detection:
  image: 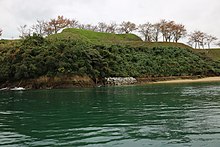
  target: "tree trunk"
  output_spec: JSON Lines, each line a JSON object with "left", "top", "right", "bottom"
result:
{"left": 175, "top": 38, "right": 178, "bottom": 43}
{"left": 144, "top": 35, "right": 147, "bottom": 42}
{"left": 54, "top": 26, "right": 57, "bottom": 34}
{"left": 155, "top": 36, "right": 158, "bottom": 42}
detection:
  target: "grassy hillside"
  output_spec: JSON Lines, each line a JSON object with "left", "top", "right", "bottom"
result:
{"left": 194, "top": 49, "right": 220, "bottom": 61}
{"left": 0, "top": 30, "right": 220, "bottom": 88}
{"left": 47, "top": 28, "right": 193, "bottom": 49}
{"left": 47, "top": 28, "right": 142, "bottom": 44}
{"left": 119, "top": 41, "right": 193, "bottom": 49}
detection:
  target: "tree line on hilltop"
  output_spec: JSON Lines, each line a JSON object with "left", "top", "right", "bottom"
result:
{"left": 0, "top": 15, "right": 220, "bottom": 49}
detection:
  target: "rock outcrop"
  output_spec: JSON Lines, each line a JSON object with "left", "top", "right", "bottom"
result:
{"left": 105, "top": 77, "right": 137, "bottom": 86}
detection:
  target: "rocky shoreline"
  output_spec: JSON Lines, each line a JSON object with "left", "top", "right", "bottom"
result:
{"left": 0, "top": 76, "right": 138, "bottom": 90}
{"left": 0, "top": 75, "right": 212, "bottom": 90}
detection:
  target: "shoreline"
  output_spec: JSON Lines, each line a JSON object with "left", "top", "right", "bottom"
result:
{"left": 150, "top": 76, "right": 220, "bottom": 84}
{"left": 1, "top": 76, "right": 220, "bottom": 90}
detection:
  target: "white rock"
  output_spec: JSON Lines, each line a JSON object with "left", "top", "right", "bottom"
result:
{"left": 105, "top": 77, "right": 137, "bottom": 85}
{"left": 10, "top": 87, "right": 25, "bottom": 91}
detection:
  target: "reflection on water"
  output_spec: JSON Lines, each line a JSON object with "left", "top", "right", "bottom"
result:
{"left": 181, "top": 85, "right": 220, "bottom": 97}
{"left": 1, "top": 83, "right": 220, "bottom": 146}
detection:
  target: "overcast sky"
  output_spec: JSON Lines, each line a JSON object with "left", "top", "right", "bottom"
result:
{"left": 1, "top": 0, "right": 220, "bottom": 41}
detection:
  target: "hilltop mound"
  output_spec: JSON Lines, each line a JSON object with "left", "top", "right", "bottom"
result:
{"left": 47, "top": 28, "right": 142, "bottom": 44}
{"left": 47, "top": 28, "right": 193, "bottom": 49}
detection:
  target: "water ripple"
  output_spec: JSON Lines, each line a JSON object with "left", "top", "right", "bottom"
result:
{"left": 1, "top": 84, "right": 220, "bottom": 146}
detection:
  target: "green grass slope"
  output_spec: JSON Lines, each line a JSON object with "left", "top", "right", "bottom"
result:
{"left": 194, "top": 49, "right": 220, "bottom": 61}
{"left": 47, "top": 28, "right": 193, "bottom": 49}
{"left": 119, "top": 41, "right": 193, "bottom": 49}
{"left": 47, "top": 28, "right": 142, "bottom": 44}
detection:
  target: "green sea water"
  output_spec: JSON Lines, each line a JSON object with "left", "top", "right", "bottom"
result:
{"left": 1, "top": 82, "right": 220, "bottom": 146}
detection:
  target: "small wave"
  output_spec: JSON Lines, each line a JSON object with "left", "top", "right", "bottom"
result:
{"left": 0, "top": 111, "right": 23, "bottom": 115}
{"left": 181, "top": 86, "right": 220, "bottom": 97}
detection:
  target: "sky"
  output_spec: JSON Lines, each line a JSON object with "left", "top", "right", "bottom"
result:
{"left": 1, "top": 0, "right": 220, "bottom": 42}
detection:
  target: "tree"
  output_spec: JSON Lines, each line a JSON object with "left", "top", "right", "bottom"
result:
{"left": 18, "top": 25, "right": 31, "bottom": 38}
{"left": 43, "top": 22, "right": 54, "bottom": 36}
{"left": 48, "top": 15, "right": 71, "bottom": 34}
{"left": 78, "top": 24, "right": 86, "bottom": 29}
{"left": 160, "top": 20, "right": 176, "bottom": 42}
{"left": 159, "top": 19, "right": 167, "bottom": 41}
{"left": 172, "top": 24, "right": 187, "bottom": 43}
{"left": 106, "top": 22, "right": 117, "bottom": 33}
{"left": 188, "top": 31, "right": 217, "bottom": 49}
{"left": 138, "top": 22, "right": 153, "bottom": 42}
{"left": 119, "top": 21, "right": 136, "bottom": 34}
{"left": 205, "top": 35, "right": 217, "bottom": 49}
{"left": 165, "top": 21, "right": 176, "bottom": 42}
{"left": 188, "top": 31, "right": 206, "bottom": 49}
{"left": 198, "top": 32, "right": 206, "bottom": 49}
{"left": 69, "top": 19, "right": 79, "bottom": 28}
{"left": 77, "top": 23, "right": 98, "bottom": 31}
{"left": 84, "top": 24, "right": 98, "bottom": 31}
{"left": 159, "top": 20, "right": 186, "bottom": 42}
{"left": 32, "top": 20, "right": 47, "bottom": 36}
{"left": 97, "top": 22, "right": 108, "bottom": 32}
{"left": 152, "top": 23, "right": 161, "bottom": 42}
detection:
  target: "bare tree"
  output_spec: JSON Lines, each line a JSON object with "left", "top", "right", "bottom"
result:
{"left": 32, "top": 20, "right": 47, "bottom": 36}
{"left": 162, "top": 20, "right": 176, "bottom": 42}
{"left": 48, "top": 15, "right": 71, "bottom": 34}
{"left": 43, "top": 22, "right": 54, "bottom": 36}
{"left": 159, "top": 20, "right": 186, "bottom": 42}
{"left": 159, "top": 19, "right": 167, "bottom": 41}
{"left": 18, "top": 25, "right": 31, "bottom": 38}
{"left": 205, "top": 35, "right": 218, "bottom": 49}
{"left": 172, "top": 24, "right": 187, "bottom": 43}
{"left": 187, "top": 31, "right": 217, "bottom": 49}
{"left": 119, "top": 21, "right": 136, "bottom": 34}
{"left": 152, "top": 23, "right": 161, "bottom": 42}
{"left": 138, "top": 22, "right": 153, "bottom": 42}
{"left": 97, "top": 22, "right": 108, "bottom": 32}
{"left": 106, "top": 22, "right": 117, "bottom": 33}
{"left": 84, "top": 24, "right": 98, "bottom": 31}
{"left": 199, "top": 32, "right": 206, "bottom": 49}
{"left": 78, "top": 24, "right": 86, "bottom": 29}
{"left": 188, "top": 31, "right": 206, "bottom": 49}
{"left": 188, "top": 33, "right": 196, "bottom": 48}
{"left": 69, "top": 19, "right": 79, "bottom": 28}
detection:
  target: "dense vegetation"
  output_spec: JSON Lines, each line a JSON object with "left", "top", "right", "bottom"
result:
{"left": 0, "top": 28, "right": 220, "bottom": 85}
